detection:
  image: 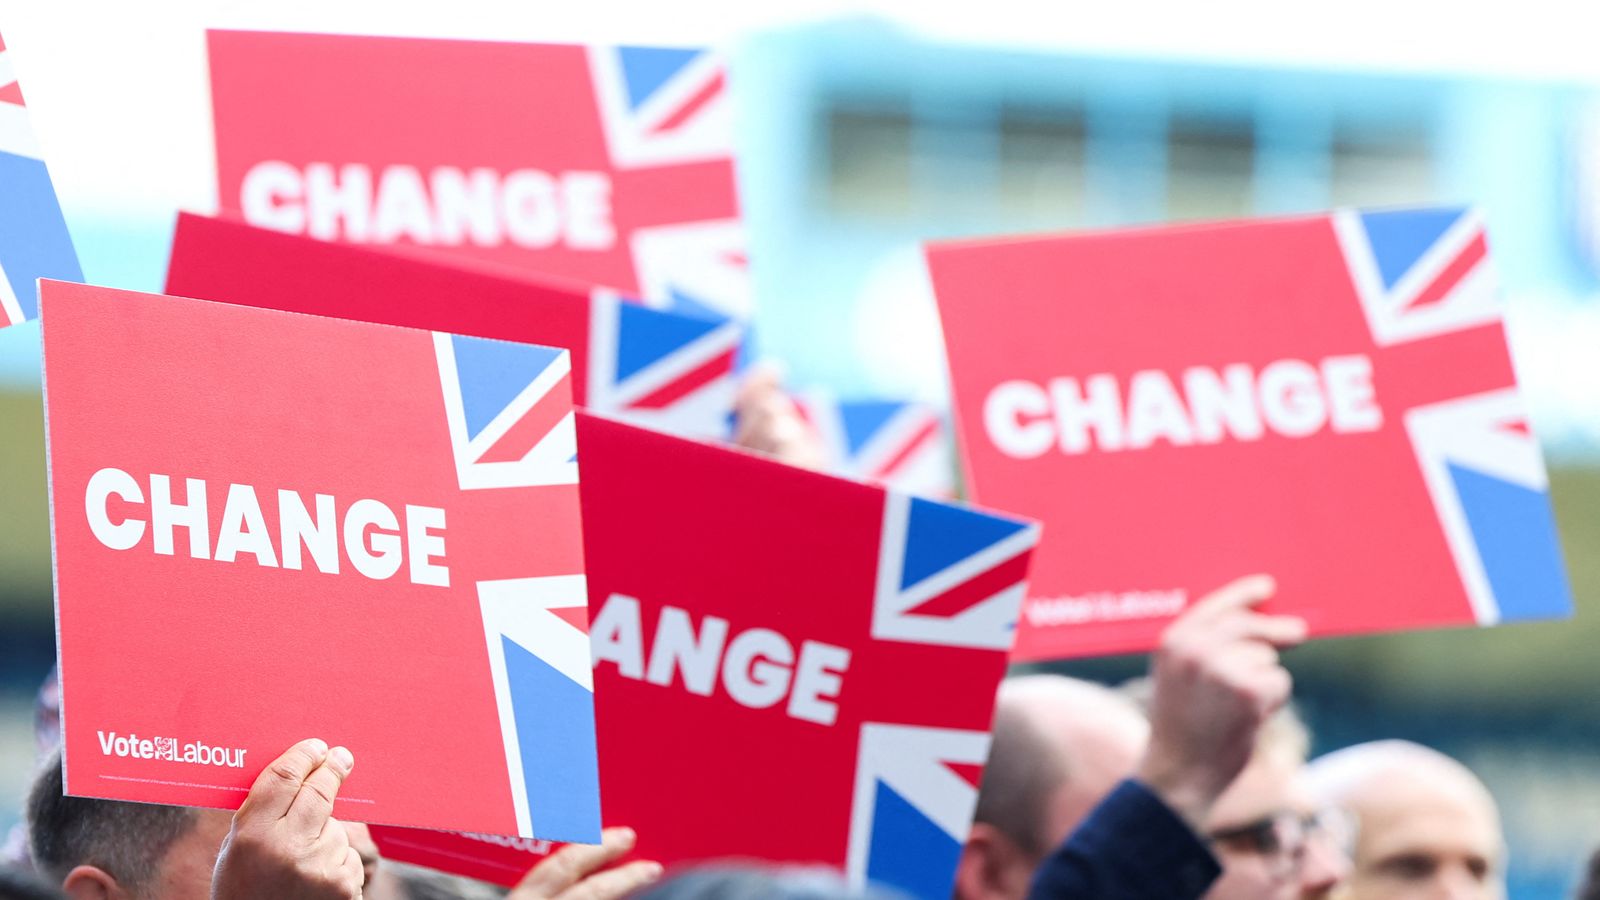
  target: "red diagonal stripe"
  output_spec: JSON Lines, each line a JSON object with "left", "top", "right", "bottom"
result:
{"left": 868, "top": 419, "right": 941, "bottom": 482}
{"left": 903, "top": 553, "right": 1032, "bottom": 619}
{"left": 476, "top": 373, "right": 573, "bottom": 464}
{"left": 626, "top": 347, "right": 735, "bottom": 410}
{"left": 1402, "top": 233, "right": 1487, "bottom": 312}
{"left": 945, "top": 762, "right": 986, "bottom": 790}
{"left": 648, "top": 70, "right": 724, "bottom": 135}
{"left": 551, "top": 605, "right": 590, "bottom": 635}
{"left": 1499, "top": 419, "right": 1530, "bottom": 437}
{"left": 0, "top": 82, "right": 24, "bottom": 106}
{"left": 0, "top": 33, "right": 8, "bottom": 52}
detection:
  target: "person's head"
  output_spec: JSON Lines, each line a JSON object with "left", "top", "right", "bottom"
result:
{"left": 1306, "top": 740, "right": 1505, "bottom": 900}
{"left": 25, "top": 753, "right": 231, "bottom": 900}
{"left": 630, "top": 864, "right": 902, "bottom": 900}
{"left": 953, "top": 675, "right": 1149, "bottom": 900}
{"left": 1199, "top": 706, "right": 1351, "bottom": 900}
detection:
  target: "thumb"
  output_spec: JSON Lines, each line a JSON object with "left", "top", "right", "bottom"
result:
{"left": 236, "top": 738, "right": 329, "bottom": 823}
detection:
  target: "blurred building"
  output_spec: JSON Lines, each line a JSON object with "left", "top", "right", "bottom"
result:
{"left": 736, "top": 18, "right": 1600, "bottom": 456}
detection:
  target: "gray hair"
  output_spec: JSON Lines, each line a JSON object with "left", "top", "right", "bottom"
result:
{"left": 25, "top": 752, "right": 197, "bottom": 894}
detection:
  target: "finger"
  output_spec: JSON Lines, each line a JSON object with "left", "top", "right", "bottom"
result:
{"left": 339, "top": 844, "right": 365, "bottom": 898}
{"left": 287, "top": 745, "right": 354, "bottom": 836}
{"left": 237, "top": 738, "right": 329, "bottom": 821}
{"left": 1186, "top": 574, "right": 1277, "bottom": 624}
{"left": 734, "top": 363, "right": 784, "bottom": 409}
{"left": 342, "top": 821, "right": 382, "bottom": 876}
{"left": 554, "top": 860, "right": 666, "bottom": 900}
{"left": 1219, "top": 611, "right": 1308, "bottom": 648}
{"left": 514, "top": 827, "right": 639, "bottom": 896}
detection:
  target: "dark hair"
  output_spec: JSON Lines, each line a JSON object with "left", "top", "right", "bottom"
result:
{"left": 1576, "top": 847, "right": 1600, "bottom": 900}
{"left": 25, "top": 752, "right": 197, "bottom": 893}
{"left": 971, "top": 700, "right": 1067, "bottom": 856}
{"left": 0, "top": 867, "right": 64, "bottom": 900}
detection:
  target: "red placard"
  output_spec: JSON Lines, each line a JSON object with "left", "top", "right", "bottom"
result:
{"left": 208, "top": 30, "right": 748, "bottom": 318}
{"left": 165, "top": 213, "right": 741, "bottom": 440}
{"left": 927, "top": 208, "right": 1572, "bottom": 660}
{"left": 41, "top": 281, "right": 601, "bottom": 840}
{"left": 373, "top": 414, "right": 1040, "bottom": 900}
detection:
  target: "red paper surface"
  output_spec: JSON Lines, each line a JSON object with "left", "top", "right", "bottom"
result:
{"left": 373, "top": 414, "right": 1040, "bottom": 899}
{"left": 927, "top": 209, "right": 1571, "bottom": 660}
{"left": 41, "top": 281, "right": 601, "bottom": 840}
{"left": 207, "top": 31, "right": 748, "bottom": 317}
{"left": 165, "top": 213, "right": 741, "bottom": 440}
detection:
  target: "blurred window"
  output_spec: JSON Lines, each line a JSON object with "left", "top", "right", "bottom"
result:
{"left": 998, "top": 106, "right": 1087, "bottom": 226}
{"left": 1329, "top": 126, "right": 1436, "bottom": 208}
{"left": 1167, "top": 115, "right": 1256, "bottom": 220}
{"left": 824, "top": 103, "right": 915, "bottom": 217}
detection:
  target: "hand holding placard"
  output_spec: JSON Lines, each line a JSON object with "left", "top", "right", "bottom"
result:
{"left": 1136, "top": 575, "right": 1307, "bottom": 830}
{"left": 507, "top": 827, "right": 663, "bottom": 900}
{"left": 212, "top": 738, "right": 364, "bottom": 900}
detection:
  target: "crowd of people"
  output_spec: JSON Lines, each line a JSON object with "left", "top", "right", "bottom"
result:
{"left": 0, "top": 352, "right": 1562, "bottom": 900}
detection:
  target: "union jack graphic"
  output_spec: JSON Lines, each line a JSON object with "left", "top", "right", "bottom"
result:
{"left": 476, "top": 574, "right": 600, "bottom": 841}
{"left": 0, "top": 29, "right": 82, "bottom": 327}
{"left": 797, "top": 392, "right": 956, "bottom": 498}
{"left": 433, "top": 333, "right": 578, "bottom": 490}
{"left": 852, "top": 493, "right": 1035, "bottom": 897}
{"left": 872, "top": 491, "right": 1038, "bottom": 652}
{"left": 1334, "top": 207, "right": 1571, "bottom": 625}
{"left": 846, "top": 724, "right": 990, "bottom": 899}
{"left": 586, "top": 290, "right": 742, "bottom": 439}
{"left": 588, "top": 46, "right": 750, "bottom": 319}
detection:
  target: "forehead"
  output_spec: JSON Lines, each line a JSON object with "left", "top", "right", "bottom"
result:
{"left": 1206, "top": 747, "right": 1299, "bottom": 830}
{"left": 1356, "top": 780, "right": 1501, "bottom": 859}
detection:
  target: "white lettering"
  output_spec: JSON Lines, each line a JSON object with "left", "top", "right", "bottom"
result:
{"left": 1050, "top": 374, "right": 1125, "bottom": 453}
{"left": 1322, "top": 355, "right": 1383, "bottom": 433}
{"left": 279, "top": 490, "right": 339, "bottom": 575}
{"left": 239, "top": 161, "right": 306, "bottom": 233}
{"left": 721, "top": 629, "right": 794, "bottom": 710}
{"left": 238, "top": 163, "right": 615, "bottom": 251}
{"left": 431, "top": 167, "right": 502, "bottom": 246}
{"left": 344, "top": 498, "right": 403, "bottom": 580}
{"left": 305, "top": 162, "right": 372, "bottom": 241}
{"left": 372, "top": 165, "right": 436, "bottom": 243}
{"left": 590, "top": 593, "right": 645, "bottom": 678}
{"left": 149, "top": 474, "right": 210, "bottom": 559}
{"left": 85, "top": 467, "right": 145, "bottom": 550}
{"left": 1124, "top": 369, "right": 1196, "bottom": 450}
{"left": 645, "top": 607, "right": 729, "bottom": 696}
{"left": 405, "top": 505, "right": 449, "bottom": 587}
{"left": 1183, "top": 364, "right": 1264, "bottom": 444}
{"left": 788, "top": 642, "right": 851, "bottom": 725}
{"left": 987, "top": 354, "right": 1382, "bottom": 454}
{"left": 984, "top": 381, "right": 1054, "bottom": 459}
{"left": 214, "top": 483, "right": 279, "bottom": 567}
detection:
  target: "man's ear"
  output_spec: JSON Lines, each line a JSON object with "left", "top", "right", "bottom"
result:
{"left": 953, "top": 822, "right": 1035, "bottom": 900}
{"left": 61, "top": 865, "right": 122, "bottom": 900}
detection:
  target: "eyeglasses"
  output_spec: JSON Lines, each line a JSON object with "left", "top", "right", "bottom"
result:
{"left": 1206, "top": 808, "right": 1357, "bottom": 880}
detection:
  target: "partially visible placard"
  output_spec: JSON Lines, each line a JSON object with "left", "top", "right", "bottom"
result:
{"left": 373, "top": 413, "right": 1040, "bottom": 899}
{"left": 166, "top": 213, "right": 740, "bottom": 440}
{"left": 0, "top": 29, "right": 81, "bottom": 327}
{"left": 208, "top": 30, "right": 749, "bottom": 318}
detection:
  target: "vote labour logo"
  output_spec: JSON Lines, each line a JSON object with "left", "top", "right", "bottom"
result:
{"left": 97, "top": 731, "right": 248, "bottom": 768}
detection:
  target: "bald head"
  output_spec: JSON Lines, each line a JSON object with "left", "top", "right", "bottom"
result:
{"left": 1307, "top": 741, "right": 1504, "bottom": 900}
{"left": 979, "top": 675, "right": 1149, "bottom": 853}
